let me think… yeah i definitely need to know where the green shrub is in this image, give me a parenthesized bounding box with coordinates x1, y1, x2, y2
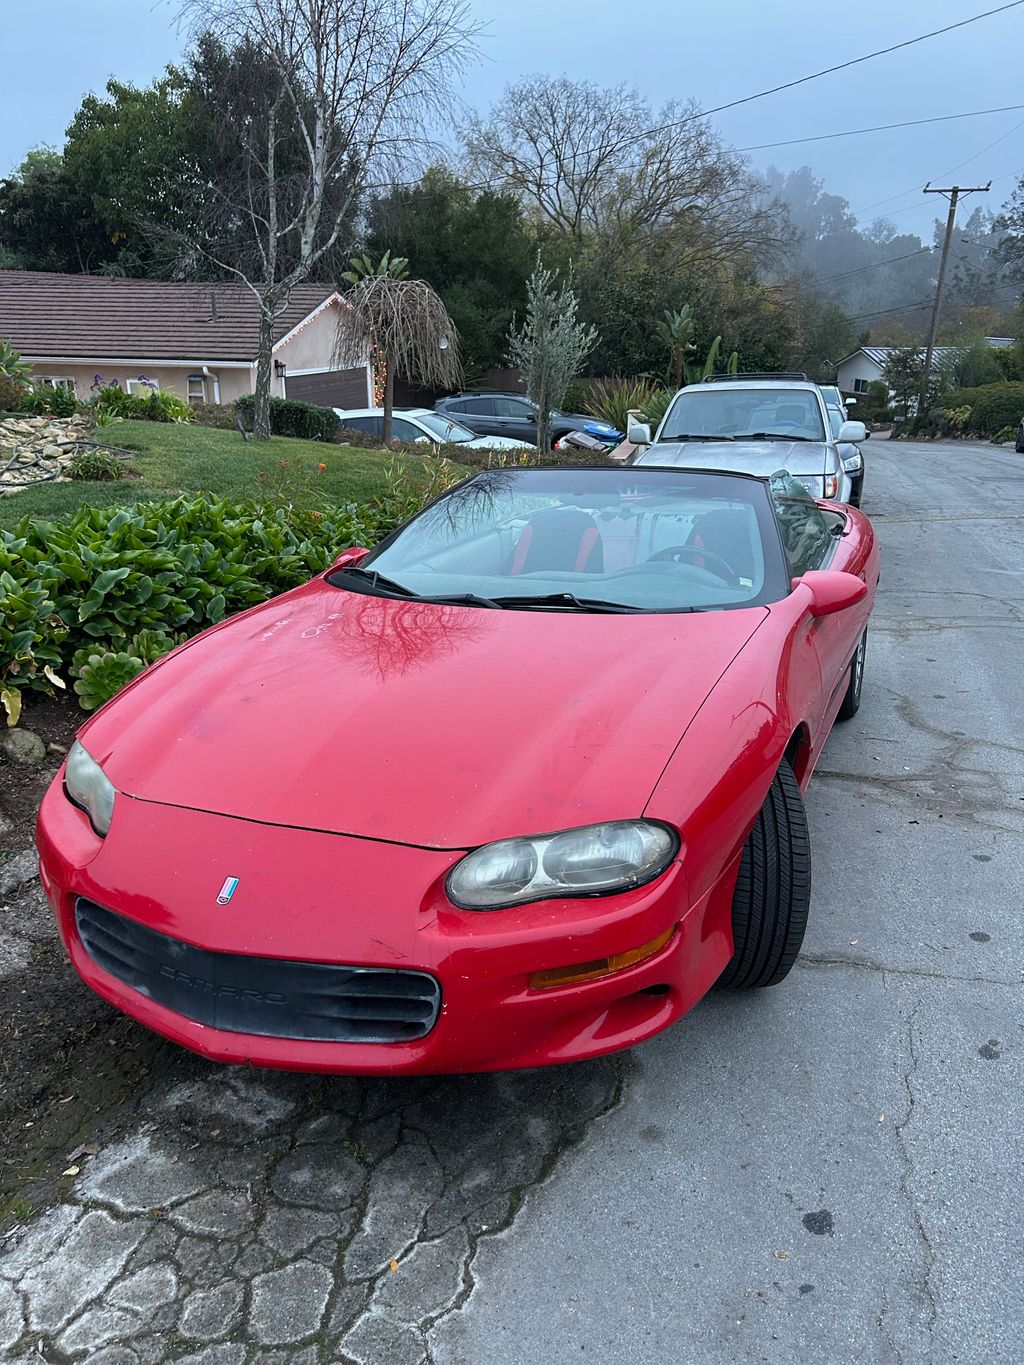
(19, 384, 77, 418)
(940, 383, 1024, 436)
(91, 384, 192, 424)
(236, 395, 341, 442)
(0, 495, 372, 715)
(560, 378, 594, 414)
(992, 425, 1018, 444)
(189, 402, 240, 430)
(586, 377, 656, 434)
(73, 651, 147, 710)
(0, 375, 27, 412)
(68, 449, 129, 481)
(640, 387, 675, 432)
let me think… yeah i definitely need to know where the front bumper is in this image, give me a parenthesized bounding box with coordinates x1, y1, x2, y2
(36, 782, 734, 1074)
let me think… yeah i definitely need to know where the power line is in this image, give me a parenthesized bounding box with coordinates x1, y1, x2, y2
(814, 247, 934, 284)
(376, 3, 1024, 197)
(647, 2, 1024, 145)
(846, 300, 933, 322)
(736, 103, 1024, 154)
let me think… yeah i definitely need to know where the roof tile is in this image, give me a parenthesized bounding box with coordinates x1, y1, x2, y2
(0, 270, 339, 362)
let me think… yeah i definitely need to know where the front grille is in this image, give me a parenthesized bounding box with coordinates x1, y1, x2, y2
(75, 899, 441, 1044)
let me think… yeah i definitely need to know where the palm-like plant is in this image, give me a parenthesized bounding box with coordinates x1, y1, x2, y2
(0, 339, 33, 384)
(335, 276, 461, 444)
(654, 307, 696, 388)
(341, 251, 410, 284)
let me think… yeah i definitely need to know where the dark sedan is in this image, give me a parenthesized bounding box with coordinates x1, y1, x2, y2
(434, 392, 621, 445)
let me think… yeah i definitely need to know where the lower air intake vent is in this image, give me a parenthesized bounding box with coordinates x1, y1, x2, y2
(76, 899, 440, 1043)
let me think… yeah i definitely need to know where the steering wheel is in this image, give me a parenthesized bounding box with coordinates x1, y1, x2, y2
(647, 544, 740, 585)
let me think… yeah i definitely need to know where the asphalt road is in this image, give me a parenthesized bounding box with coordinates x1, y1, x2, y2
(432, 436, 1024, 1365)
(2, 437, 1022, 1364)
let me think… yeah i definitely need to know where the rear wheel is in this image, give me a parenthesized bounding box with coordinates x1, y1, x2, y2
(836, 628, 867, 721)
(717, 761, 811, 989)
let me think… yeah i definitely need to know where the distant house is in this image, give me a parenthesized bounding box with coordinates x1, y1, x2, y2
(0, 269, 371, 409)
(835, 338, 1015, 398)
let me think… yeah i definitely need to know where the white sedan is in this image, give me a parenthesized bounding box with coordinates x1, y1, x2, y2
(333, 407, 534, 451)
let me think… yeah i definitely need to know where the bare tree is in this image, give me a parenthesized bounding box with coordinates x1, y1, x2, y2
(176, 0, 477, 438)
(507, 260, 597, 455)
(463, 76, 789, 269)
(334, 275, 461, 442)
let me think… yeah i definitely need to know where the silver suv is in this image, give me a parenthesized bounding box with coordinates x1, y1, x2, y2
(629, 377, 866, 503)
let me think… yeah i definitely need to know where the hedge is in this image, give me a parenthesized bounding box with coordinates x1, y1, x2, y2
(941, 383, 1024, 437)
(235, 394, 341, 442)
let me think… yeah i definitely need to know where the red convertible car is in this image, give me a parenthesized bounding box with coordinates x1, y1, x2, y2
(36, 466, 878, 1074)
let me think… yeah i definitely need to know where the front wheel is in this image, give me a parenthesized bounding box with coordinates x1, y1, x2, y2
(717, 761, 811, 990)
(836, 628, 867, 721)
(1015, 424, 1024, 454)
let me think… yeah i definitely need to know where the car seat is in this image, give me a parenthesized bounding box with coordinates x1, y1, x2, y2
(685, 508, 757, 584)
(509, 507, 604, 575)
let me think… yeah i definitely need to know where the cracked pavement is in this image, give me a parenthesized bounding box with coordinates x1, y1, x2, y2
(2, 438, 1022, 1362)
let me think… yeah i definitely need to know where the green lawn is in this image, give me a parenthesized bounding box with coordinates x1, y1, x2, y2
(0, 421, 462, 528)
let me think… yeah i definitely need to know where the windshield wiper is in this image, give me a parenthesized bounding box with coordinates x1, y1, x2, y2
(733, 431, 816, 442)
(658, 433, 734, 442)
(484, 592, 648, 614)
(334, 566, 419, 598)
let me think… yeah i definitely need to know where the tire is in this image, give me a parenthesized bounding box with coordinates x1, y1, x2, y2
(717, 761, 811, 990)
(836, 628, 867, 721)
(1015, 423, 1024, 454)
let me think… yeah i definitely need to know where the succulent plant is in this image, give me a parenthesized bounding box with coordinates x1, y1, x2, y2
(72, 651, 146, 711)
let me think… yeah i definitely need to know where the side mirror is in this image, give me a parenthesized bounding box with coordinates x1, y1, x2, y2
(793, 570, 867, 617)
(331, 546, 369, 570)
(627, 420, 652, 445)
(837, 420, 866, 443)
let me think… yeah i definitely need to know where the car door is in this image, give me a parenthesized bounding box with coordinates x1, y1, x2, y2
(452, 397, 498, 436)
(771, 476, 870, 736)
(391, 417, 430, 444)
(491, 396, 537, 442)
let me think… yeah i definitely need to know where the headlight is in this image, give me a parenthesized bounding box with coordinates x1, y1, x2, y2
(793, 476, 823, 499)
(64, 740, 116, 836)
(842, 452, 863, 473)
(447, 820, 678, 909)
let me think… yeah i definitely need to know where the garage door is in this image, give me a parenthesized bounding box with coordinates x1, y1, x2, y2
(285, 367, 369, 408)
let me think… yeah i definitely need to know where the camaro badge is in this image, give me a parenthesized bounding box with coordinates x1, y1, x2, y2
(216, 876, 240, 906)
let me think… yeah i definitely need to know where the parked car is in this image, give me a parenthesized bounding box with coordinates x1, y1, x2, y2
(818, 384, 856, 418)
(434, 391, 622, 445)
(38, 464, 877, 1075)
(628, 378, 866, 504)
(826, 404, 865, 508)
(333, 406, 533, 451)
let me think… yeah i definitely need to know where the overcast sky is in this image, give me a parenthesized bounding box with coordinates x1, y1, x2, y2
(4, 0, 1023, 243)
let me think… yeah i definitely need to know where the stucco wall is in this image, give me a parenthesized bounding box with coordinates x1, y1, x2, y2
(28, 362, 257, 405)
(273, 299, 349, 376)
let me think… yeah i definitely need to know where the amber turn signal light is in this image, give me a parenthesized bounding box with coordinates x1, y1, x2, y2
(529, 927, 675, 990)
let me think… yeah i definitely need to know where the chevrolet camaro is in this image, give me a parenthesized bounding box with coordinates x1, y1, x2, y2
(36, 465, 878, 1074)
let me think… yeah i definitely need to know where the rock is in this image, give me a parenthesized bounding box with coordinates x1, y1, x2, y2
(0, 849, 39, 896)
(1, 728, 46, 765)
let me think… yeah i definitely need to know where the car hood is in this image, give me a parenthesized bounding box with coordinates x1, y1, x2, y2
(641, 439, 832, 477)
(465, 435, 535, 450)
(557, 410, 620, 433)
(82, 580, 768, 849)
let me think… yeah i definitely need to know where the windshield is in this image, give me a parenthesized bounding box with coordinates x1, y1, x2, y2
(414, 411, 478, 443)
(331, 468, 790, 613)
(659, 388, 826, 442)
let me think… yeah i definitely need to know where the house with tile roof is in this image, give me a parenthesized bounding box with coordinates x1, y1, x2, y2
(835, 338, 1015, 399)
(0, 270, 371, 410)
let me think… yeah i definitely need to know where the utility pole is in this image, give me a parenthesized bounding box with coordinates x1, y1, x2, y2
(919, 181, 990, 404)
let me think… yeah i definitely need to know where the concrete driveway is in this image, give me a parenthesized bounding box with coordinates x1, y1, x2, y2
(2, 437, 1022, 1364)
